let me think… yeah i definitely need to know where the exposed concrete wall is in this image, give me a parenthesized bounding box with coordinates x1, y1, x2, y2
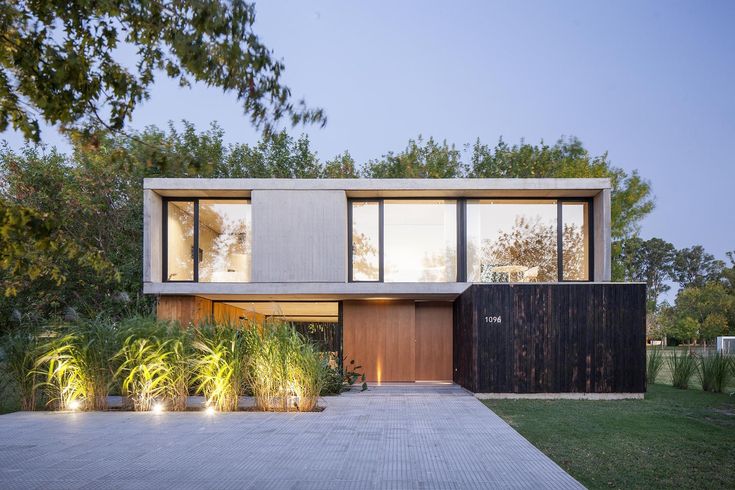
(143, 189, 162, 283)
(251, 190, 347, 282)
(593, 189, 612, 281)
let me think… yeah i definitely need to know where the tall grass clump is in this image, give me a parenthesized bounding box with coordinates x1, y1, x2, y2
(698, 352, 732, 393)
(192, 322, 252, 411)
(36, 320, 120, 410)
(249, 321, 326, 412)
(116, 317, 192, 411)
(0, 329, 40, 410)
(646, 347, 664, 385)
(668, 350, 697, 390)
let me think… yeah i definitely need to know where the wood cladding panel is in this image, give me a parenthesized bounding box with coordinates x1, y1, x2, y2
(343, 300, 415, 382)
(212, 302, 265, 325)
(453, 284, 646, 393)
(415, 302, 453, 381)
(157, 296, 212, 326)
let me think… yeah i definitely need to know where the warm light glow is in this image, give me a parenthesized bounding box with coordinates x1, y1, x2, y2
(205, 406, 216, 416)
(152, 402, 164, 414)
(68, 400, 81, 411)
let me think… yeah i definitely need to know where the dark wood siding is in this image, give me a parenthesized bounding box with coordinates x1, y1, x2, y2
(453, 283, 646, 393)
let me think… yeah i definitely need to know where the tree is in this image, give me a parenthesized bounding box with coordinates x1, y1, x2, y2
(672, 245, 724, 289)
(362, 137, 465, 178)
(668, 282, 734, 345)
(617, 237, 676, 311)
(0, 1, 324, 142)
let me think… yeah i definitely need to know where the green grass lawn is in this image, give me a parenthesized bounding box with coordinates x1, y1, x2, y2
(484, 384, 735, 489)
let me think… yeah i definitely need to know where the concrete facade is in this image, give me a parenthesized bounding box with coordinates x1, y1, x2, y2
(143, 177, 613, 295)
(251, 190, 347, 282)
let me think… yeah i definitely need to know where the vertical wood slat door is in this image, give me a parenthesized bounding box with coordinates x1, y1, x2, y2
(415, 302, 453, 381)
(342, 300, 415, 382)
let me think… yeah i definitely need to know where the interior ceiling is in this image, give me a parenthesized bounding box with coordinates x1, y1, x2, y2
(225, 301, 339, 318)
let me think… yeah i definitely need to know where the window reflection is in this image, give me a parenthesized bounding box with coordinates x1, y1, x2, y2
(351, 201, 380, 281)
(562, 202, 589, 281)
(384, 200, 457, 282)
(166, 201, 194, 281)
(467, 200, 558, 282)
(199, 200, 251, 282)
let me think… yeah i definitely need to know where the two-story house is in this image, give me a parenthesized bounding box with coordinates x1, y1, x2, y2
(143, 178, 645, 395)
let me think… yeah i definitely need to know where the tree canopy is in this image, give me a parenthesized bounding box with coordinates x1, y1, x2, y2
(0, 1, 325, 142)
(0, 123, 659, 330)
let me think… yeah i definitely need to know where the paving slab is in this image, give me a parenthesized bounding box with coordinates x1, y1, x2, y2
(0, 383, 582, 489)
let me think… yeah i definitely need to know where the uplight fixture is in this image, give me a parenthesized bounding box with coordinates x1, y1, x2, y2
(152, 402, 164, 414)
(68, 400, 81, 411)
(205, 406, 216, 416)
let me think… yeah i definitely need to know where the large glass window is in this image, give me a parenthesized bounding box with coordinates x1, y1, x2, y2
(351, 201, 380, 281)
(164, 199, 251, 282)
(562, 202, 589, 281)
(383, 200, 457, 282)
(166, 201, 195, 281)
(198, 200, 252, 282)
(467, 200, 558, 282)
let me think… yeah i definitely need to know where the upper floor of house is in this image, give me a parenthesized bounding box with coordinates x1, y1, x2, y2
(143, 178, 612, 297)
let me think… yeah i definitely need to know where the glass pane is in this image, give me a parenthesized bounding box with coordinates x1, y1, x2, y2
(351, 201, 380, 281)
(384, 200, 457, 282)
(562, 202, 589, 281)
(166, 201, 194, 281)
(199, 200, 252, 282)
(467, 200, 557, 282)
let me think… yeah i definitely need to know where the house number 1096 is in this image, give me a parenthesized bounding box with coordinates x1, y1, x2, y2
(484, 316, 502, 324)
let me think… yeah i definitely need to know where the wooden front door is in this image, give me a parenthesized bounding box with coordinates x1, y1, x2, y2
(415, 302, 453, 381)
(342, 300, 453, 383)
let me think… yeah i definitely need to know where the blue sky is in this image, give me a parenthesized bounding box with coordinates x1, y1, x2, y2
(4, 1, 734, 261)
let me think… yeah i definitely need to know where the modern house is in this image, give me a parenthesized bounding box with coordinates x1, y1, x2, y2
(143, 178, 646, 395)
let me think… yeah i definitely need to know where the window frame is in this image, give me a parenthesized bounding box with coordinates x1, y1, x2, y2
(162, 196, 251, 283)
(348, 196, 594, 283)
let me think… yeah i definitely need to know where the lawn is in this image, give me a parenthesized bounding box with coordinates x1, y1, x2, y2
(483, 384, 735, 489)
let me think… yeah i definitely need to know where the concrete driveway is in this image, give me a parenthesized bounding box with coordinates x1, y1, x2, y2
(0, 384, 581, 489)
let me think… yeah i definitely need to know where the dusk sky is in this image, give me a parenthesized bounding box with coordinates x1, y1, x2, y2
(4, 1, 734, 262)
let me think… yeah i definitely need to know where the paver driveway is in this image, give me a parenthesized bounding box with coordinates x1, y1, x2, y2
(0, 383, 581, 489)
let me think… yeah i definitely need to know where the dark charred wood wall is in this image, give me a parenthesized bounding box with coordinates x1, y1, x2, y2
(453, 284, 646, 393)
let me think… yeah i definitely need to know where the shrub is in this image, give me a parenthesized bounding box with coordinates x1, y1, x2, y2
(698, 352, 732, 393)
(192, 323, 252, 411)
(249, 321, 326, 412)
(115, 333, 190, 412)
(36, 320, 119, 410)
(646, 347, 664, 385)
(0, 328, 40, 410)
(668, 350, 697, 389)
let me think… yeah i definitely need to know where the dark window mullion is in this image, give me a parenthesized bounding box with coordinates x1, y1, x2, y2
(557, 201, 563, 282)
(193, 199, 200, 282)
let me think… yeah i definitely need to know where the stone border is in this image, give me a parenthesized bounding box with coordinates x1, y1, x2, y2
(475, 392, 644, 400)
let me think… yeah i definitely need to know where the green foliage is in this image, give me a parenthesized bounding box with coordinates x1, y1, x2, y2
(0, 327, 40, 410)
(362, 137, 465, 178)
(617, 237, 676, 310)
(115, 326, 191, 411)
(192, 323, 252, 411)
(646, 347, 664, 385)
(668, 283, 734, 343)
(697, 352, 732, 393)
(249, 321, 326, 412)
(35, 320, 120, 410)
(667, 350, 697, 389)
(0, 1, 324, 142)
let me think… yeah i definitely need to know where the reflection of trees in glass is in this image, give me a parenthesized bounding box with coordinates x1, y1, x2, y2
(481, 216, 557, 282)
(199, 206, 250, 280)
(419, 247, 457, 282)
(562, 223, 586, 280)
(168, 203, 194, 280)
(352, 231, 378, 279)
